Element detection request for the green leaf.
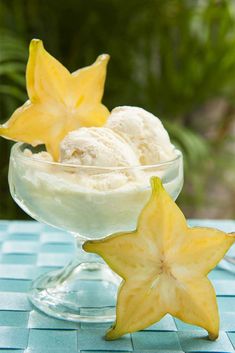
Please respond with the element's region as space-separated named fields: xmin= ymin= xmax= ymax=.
xmin=0 ymin=85 xmax=27 ymax=101
xmin=0 ymin=62 xmax=26 ymax=75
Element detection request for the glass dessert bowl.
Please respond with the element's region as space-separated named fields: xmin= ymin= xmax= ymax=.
xmin=8 ymin=142 xmax=183 ymax=323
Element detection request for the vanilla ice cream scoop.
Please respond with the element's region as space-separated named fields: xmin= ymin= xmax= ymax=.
xmin=106 ymin=106 xmax=176 ymax=165
xmin=60 ymin=127 xmax=140 ymax=167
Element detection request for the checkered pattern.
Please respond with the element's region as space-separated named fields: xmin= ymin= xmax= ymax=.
xmin=0 ymin=219 xmax=234 ymax=352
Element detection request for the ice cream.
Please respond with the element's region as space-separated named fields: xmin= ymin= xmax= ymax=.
xmin=60 ymin=126 xmax=140 ymax=167
xmin=59 ymin=126 xmax=142 ymax=190
xmin=106 ymin=106 xmax=176 ymax=165
xmin=9 ymin=106 xmax=183 ymax=238
xmin=57 ymin=106 xmax=179 ymax=193
xmin=23 ymin=148 xmax=53 ymax=162
xmin=60 ymin=106 xmax=176 ymax=168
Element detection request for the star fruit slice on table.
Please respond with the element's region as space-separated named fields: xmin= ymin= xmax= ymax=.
xmin=83 ymin=177 xmax=235 ymax=341
xmin=0 ymin=39 xmax=110 ymax=161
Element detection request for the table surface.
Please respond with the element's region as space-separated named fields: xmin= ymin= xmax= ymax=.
xmin=0 ymin=219 xmax=234 ymax=353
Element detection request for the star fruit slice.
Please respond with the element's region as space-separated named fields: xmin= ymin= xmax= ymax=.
xmin=0 ymin=39 xmax=110 ymax=160
xmin=83 ymin=177 xmax=235 ymax=341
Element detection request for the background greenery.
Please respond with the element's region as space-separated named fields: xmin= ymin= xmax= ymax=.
xmin=0 ymin=0 xmax=234 ymax=219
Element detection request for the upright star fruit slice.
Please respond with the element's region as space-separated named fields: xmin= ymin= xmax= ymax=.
xmin=83 ymin=177 xmax=235 ymax=341
xmin=0 ymin=39 xmax=110 ymax=160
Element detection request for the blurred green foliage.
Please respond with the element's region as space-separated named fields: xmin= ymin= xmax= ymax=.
xmin=0 ymin=0 xmax=234 ymax=219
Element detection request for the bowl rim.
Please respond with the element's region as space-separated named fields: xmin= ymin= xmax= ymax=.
xmin=11 ymin=142 xmax=183 ymax=171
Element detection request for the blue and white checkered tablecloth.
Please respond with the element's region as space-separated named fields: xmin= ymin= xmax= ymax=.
xmin=0 ymin=219 xmax=235 ymax=353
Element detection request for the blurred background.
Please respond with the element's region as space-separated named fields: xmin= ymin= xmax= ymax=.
xmin=0 ymin=0 xmax=234 ymax=220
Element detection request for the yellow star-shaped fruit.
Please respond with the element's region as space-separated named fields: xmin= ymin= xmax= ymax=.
xmin=83 ymin=177 xmax=235 ymax=341
xmin=0 ymin=39 xmax=110 ymax=160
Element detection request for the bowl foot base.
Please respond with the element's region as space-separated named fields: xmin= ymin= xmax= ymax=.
xmin=29 ymin=262 xmax=121 ymax=323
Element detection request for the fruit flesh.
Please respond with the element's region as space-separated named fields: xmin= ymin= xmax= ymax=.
xmin=0 ymin=39 xmax=109 ymax=161
xmin=83 ymin=177 xmax=235 ymax=340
